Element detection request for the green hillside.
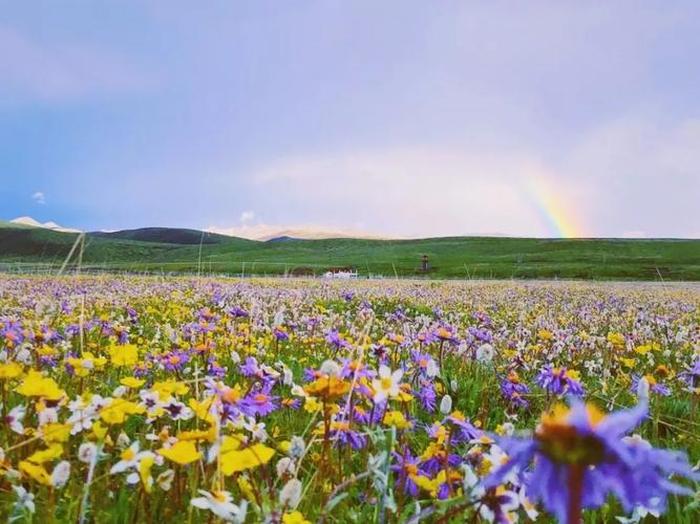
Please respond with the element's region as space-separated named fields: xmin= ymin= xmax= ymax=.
xmin=0 ymin=224 xmax=698 ymax=280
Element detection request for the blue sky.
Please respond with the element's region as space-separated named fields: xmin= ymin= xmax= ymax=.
xmin=1 ymin=1 xmax=699 ymax=238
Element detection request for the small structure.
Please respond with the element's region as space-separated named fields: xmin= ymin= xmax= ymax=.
xmin=323 ymin=266 xmax=358 ymax=279
xmin=420 ymin=254 xmax=430 ymax=272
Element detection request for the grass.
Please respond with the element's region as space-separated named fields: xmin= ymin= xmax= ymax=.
xmin=0 ymin=223 xmax=699 ymax=280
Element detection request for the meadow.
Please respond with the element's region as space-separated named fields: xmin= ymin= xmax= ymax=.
xmin=2 ymin=221 xmax=700 ymax=281
xmin=0 ymin=275 xmax=698 ymax=523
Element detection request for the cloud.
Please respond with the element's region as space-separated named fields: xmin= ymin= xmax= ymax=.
xmin=31 ymin=191 xmax=45 ymax=205
xmin=246 ymin=147 xmax=563 ymax=238
xmin=207 ymin=223 xmax=384 ymax=241
xmin=239 ymin=210 xmax=255 ymax=223
xmin=0 ymin=26 xmax=155 ymax=103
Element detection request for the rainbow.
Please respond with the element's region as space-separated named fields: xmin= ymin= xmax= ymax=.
xmin=524 ymin=176 xmax=587 ymax=238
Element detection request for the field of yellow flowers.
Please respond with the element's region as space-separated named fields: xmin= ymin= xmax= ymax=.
xmin=0 ymin=275 xmax=698 ymax=523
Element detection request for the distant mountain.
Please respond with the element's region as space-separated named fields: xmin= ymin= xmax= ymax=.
xmin=266 ymin=236 xmax=298 ymax=242
xmin=206 ymin=224 xmax=386 ymax=241
xmin=89 ymin=227 xmax=249 ymax=245
xmin=10 ymin=216 xmax=81 ymax=233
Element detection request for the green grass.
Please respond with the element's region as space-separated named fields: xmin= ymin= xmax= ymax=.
xmin=1 ymin=224 xmax=699 ymax=280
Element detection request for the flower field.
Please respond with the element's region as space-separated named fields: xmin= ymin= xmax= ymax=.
xmin=0 ymin=275 xmax=698 ymax=523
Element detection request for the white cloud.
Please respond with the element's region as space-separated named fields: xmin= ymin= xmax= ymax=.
xmin=247 ymin=147 xmax=563 ymax=238
xmin=207 ymin=223 xmax=383 ymax=241
xmin=239 ymin=210 xmax=255 ymax=223
xmin=31 ymin=191 xmax=45 ymax=204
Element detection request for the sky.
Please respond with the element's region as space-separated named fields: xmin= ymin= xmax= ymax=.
xmin=1 ymin=1 xmax=699 ymax=239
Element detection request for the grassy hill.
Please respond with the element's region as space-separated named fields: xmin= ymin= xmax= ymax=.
xmin=0 ymin=223 xmax=698 ymax=280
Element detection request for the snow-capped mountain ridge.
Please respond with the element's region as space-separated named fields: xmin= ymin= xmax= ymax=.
xmin=10 ymin=216 xmax=81 ymax=233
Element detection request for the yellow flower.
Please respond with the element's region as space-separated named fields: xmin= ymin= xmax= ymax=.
xmin=152 ymin=379 xmax=189 ymax=399
xmin=92 ymin=421 xmax=109 ymax=441
xmin=383 ymin=410 xmax=411 ymax=429
xmin=0 ymin=361 xmax=23 ymax=379
xmin=538 ymin=329 xmax=553 ymax=341
xmin=107 ymin=344 xmax=139 ymax=367
xmin=120 ymin=377 xmax=146 ymax=389
xmin=621 ymin=358 xmax=637 ymax=368
xmin=303 ymin=397 xmax=322 ymax=413
xmin=158 ymin=440 xmax=202 ymax=465
xmin=220 ymin=443 xmax=275 ymax=475
xmin=16 ymin=370 xmax=64 ymax=400
xmin=26 ymin=444 xmax=63 ymax=464
xmin=237 ymin=475 xmax=256 ymax=501
xmin=100 ymin=399 xmax=145 ymax=425
xmin=19 ymin=460 xmax=52 ymax=485
xmin=138 ymin=454 xmax=155 ymax=493
xmin=607 ymin=332 xmax=626 ymax=348
xmin=283 ymin=511 xmax=311 ymax=524
xmin=178 ymin=427 xmax=217 ymax=443
xmin=189 ymin=397 xmax=215 ymax=422
xmin=41 ymin=423 xmax=72 ymax=443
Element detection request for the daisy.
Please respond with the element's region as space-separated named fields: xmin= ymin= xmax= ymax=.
xmin=190 ymin=490 xmax=247 ymax=522
xmin=371 ymin=365 xmax=403 ymax=403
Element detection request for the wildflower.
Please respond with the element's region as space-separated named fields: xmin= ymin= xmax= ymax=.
xmin=51 ymin=460 xmax=71 ymax=488
xmin=282 ymin=511 xmax=311 ymax=524
xmin=371 ymin=365 xmax=403 ymax=403
xmin=157 ymin=440 xmax=201 ymax=465
xmin=536 ymin=364 xmax=585 ymax=397
xmin=631 ymin=374 xmax=670 ymax=397
xmin=107 ymin=343 xmax=139 ymax=367
xmin=439 ymin=394 xmax=453 ymax=414
xmin=0 ymin=361 xmax=23 ymax=379
xmin=679 ymin=358 xmax=700 ymax=393
xmin=15 ymin=370 xmax=64 ymax=400
xmin=279 ymin=477 xmax=303 ymax=509
xmin=78 ymin=442 xmax=98 ymax=464
xmin=500 ymin=371 xmax=530 ymax=409
xmin=12 ymin=485 xmax=35 ymax=515
xmin=220 ymin=443 xmax=275 ymax=475
xmin=7 ymin=405 xmax=26 ymax=434
xmin=485 ymin=399 xmax=699 ymax=523
xmin=476 ymin=343 xmax=495 ymax=363
xmin=191 ymin=490 xmax=248 ymax=522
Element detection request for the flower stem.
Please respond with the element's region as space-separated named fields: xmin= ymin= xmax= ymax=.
xmin=567 ymin=464 xmax=584 ymax=524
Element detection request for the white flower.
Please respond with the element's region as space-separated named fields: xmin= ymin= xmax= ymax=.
xmin=279 ymin=478 xmax=303 ymax=509
xmin=117 ymin=431 xmax=131 ymax=449
xmin=7 ymin=405 xmax=25 ymax=434
xmin=319 ymin=360 xmax=341 ymax=376
xmin=439 ymin=394 xmax=453 ymax=415
xmin=156 ymin=469 xmax=175 ymax=491
xmin=371 ymin=365 xmax=403 ymax=403
xmin=51 ymin=460 xmax=71 ymax=488
xmin=425 ymin=359 xmax=439 ymax=378
xmin=78 ymin=442 xmax=98 ymax=464
xmin=276 ymin=457 xmax=296 ymax=478
xmin=636 ymin=376 xmax=650 ymax=402
xmin=475 ymin=343 xmax=495 ymax=363
xmin=112 ymin=385 xmax=128 ymax=398
xmin=289 ymin=436 xmax=306 ymax=458
xmin=191 ymin=490 xmax=247 ymax=522
xmin=38 ymin=406 xmax=59 ymax=426
xmin=12 ymin=485 xmax=35 ymax=514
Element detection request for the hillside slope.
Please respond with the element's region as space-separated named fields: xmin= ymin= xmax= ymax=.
xmin=0 ymin=223 xmax=698 ymax=280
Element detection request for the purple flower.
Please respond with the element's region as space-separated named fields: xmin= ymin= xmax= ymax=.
xmin=391 ymin=449 xmax=421 ymax=496
xmin=500 ymin=371 xmax=530 ymax=409
xmin=536 ymin=364 xmax=585 ymax=397
xmin=631 ymin=374 xmax=671 ymax=397
xmin=678 ymin=359 xmax=700 ymax=393
xmin=485 ymin=400 xmax=699 ymax=523
xmin=326 ymin=329 xmax=350 ymax=350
